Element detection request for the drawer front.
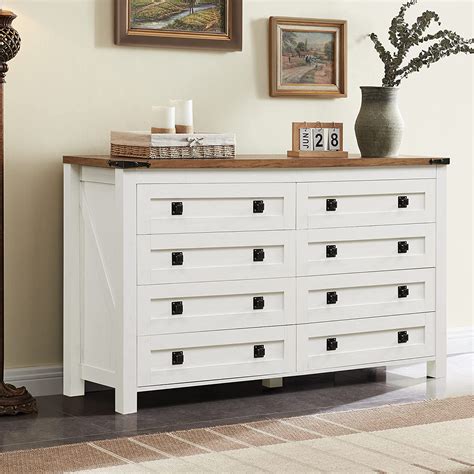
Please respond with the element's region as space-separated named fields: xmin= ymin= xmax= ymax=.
xmin=297 ymin=179 xmax=435 ymax=229
xmin=138 ymin=326 xmax=296 ymax=386
xmin=138 ymin=278 xmax=296 ymax=335
xmin=137 ymin=183 xmax=296 ymax=234
xmin=297 ymin=224 xmax=435 ymax=276
xmin=138 ymin=231 xmax=296 ymax=285
xmin=297 ymin=269 xmax=435 ymax=324
xmin=297 ymin=313 xmax=435 ymax=372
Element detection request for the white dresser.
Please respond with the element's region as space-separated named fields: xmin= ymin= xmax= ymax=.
xmin=63 ymin=154 xmax=449 ymax=414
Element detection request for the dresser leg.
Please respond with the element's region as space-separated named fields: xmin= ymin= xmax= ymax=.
xmin=427 ymin=359 xmax=447 ymax=379
xmin=262 ymin=378 xmax=283 ymax=389
xmin=115 ymin=388 xmax=137 ymax=415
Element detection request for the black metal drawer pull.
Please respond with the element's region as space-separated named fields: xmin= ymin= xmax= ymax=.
xmin=398 ymin=331 xmax=409 ymax=344
xmin=171 ymin=301 xmax=183 ymax=315
xmin=398 ymin=196 xmax=410 ymax=208
xmin=327 ymin=291 xmax=338 ymax=305
xmin=254 ymin=344 xmax=265 ymax=358
xmin=398 ymin=286 xmax=409 ymax=298
xmin=253 ymin=296 xmax=265 ymax=310
xmin=327 ymin=338 xmax=338 ymax=351
xmin=253 ymin=248 xmax=265 ymax=262
xmin=253 ymin=200 xmax=265 ymax=214
xmin=326 ymin=199 xmax=338 ymax=212
xmin=326 ymin=245 xmax=338 ymax=258
xmin=172 ymin=351 xmax=184 ymax=365
xmin=398 ymin=241 xmax=409 ymax=254
xmin=171 ymin=201 xmax=183 ymax=215
xmin=172 ymin=252 xmax=184 ymax=266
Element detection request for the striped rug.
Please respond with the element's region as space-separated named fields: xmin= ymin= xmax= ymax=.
xmin=0 ymin=396 xmax=472 ymax=473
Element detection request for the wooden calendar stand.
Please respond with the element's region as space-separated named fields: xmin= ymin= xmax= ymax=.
xmin=287 ymin=122 xmax=349 ymax=159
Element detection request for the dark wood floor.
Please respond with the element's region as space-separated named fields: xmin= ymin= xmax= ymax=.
xmin=0 ymin=354 xmax=472 ymax=453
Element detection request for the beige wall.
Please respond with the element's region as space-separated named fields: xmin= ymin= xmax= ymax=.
xmin=4 ymin=0 xmax=473 ymax=368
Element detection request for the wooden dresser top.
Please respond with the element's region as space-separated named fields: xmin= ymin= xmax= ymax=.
xmin=63 ymin=154 xmax=450 ymax=169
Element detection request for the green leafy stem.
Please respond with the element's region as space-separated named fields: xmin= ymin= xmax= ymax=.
xmin=370 ymin=0 xmax=474 ymax=87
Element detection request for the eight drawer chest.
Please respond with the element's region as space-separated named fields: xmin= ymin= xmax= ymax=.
xmin=63 ymin=154 xmax=449 ymax=414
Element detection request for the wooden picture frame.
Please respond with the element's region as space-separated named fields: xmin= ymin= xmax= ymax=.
xmin=269 ymin=17 xmax=347 ymax=98
xmin=115 ymin=0 xmax=242 ymax=51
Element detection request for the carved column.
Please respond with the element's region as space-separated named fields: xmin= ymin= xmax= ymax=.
xmin=0 ymin=9 xmax=37 ymax=415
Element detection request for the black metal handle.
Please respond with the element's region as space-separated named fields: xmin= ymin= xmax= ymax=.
xmin=398 ymin=196 xmax=410 ymax=208
xmin=253 ymin=296 xmax=265 ymax=310
xmin=398 ymin=331 xmax=409 ymax=344
xmin=254 ymin=344 xmax=265 ymax=358
xmin=398 ymin=286 xmax=409 ymax=299
xmin=398 ymin=241 xmax=409 ymax=254
xmin=327 ymin=338 xmax=338 ymax=351
xmin=326 ymin=245 xmax=338 ymax=258
xmin=327 ymin=291 xmax=338 ymax=305
xmin=253 ymin=200 xmax=265 ymax=214
xmin=171 ymin=201 xmax=183 ymax=215
xmin=253 ymin=248 xmax=265 ymax=262
xmin=172 ymin=252 xmax=184 ymax=266
xmin=172 ymin=351 xmax=184 ymax=365
xmin=172 ymin=301 xmax=183 ymax=315
xmin=326 ymin=199 xmax=338 ymax=212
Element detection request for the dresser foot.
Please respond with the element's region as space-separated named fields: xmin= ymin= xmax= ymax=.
xmin=427 ymin=359 xmax=446 ymax=379
xmin=115 ymin=389 xmax=137 ymax=415
xmin=262 ymin=378 xmax=283 ymax=389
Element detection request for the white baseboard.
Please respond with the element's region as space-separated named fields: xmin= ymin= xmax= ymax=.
xmin=5 ymin=328 xmax=473 ymax=397
xmin=4 ymin=365 xmax=63 ymax=397
xmin=447 ymin=326 xmax=474 ymax=355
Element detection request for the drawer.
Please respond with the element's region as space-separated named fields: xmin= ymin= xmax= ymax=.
xmin=297 ymin=179 xmax=435 ymax=229
xmin=138 ymin=278 xmax=296 ymax=335
xmin=297 ymin=224 xmax=435 ymax=276
xmin=137 ymin=231 xmax=296 ymax=285
xmin=137 ymin=183 xmax=296 ymax=234
xmin=138 ymin=326 xmax=296 ymax=387
xmin=297 ymin=313 xmax=435 ymax=372
xmin=297 ymin=269 xmax=435 ymax=323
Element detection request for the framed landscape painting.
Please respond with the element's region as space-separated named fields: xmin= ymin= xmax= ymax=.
xmin=270 ymin=17 xmax=347 ymax=98
xmin=115 ymin=0 xmax=242 ymax=50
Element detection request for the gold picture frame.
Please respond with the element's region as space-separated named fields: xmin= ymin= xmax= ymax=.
xmin=115 ymin=0 xmax=242 ymax=51
xmin=270 ymin=17 xmax=347 ymax=98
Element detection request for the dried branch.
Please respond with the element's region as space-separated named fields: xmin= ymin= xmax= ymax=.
xmin=370 ymin=0 xmax=474 ymax=86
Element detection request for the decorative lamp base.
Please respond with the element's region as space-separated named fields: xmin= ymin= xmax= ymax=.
xmin=0 ymin=382 xmax=37 ymax=416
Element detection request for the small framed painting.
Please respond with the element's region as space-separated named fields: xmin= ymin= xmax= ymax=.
xmin=115 ymin=0 xmax=242 ymax=51
xmin=269 ymin=17 xmax=347 ymax=98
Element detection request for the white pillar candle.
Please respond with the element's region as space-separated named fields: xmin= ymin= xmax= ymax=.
xmin=170 ymin=99 xmax=193 ymax=133
xmin=151 ymin=106 xmax=175 ymax=133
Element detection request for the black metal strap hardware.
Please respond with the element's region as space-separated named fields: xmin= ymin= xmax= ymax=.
xmin=327 ymin=338 xmax=338 ymax=351
xmin=253 ymin=296 xmax=265 ymax=310
xmin=108 ymin=160 xmax=151 ymax=169
xmin=254 ymin=345 xmax=265 ymax=358
xmin=171 ymin=202 xmax=183 ymax=215
xmin=172 ymin=301 xmax=183 ymax=315
xmin=326 ymin=199 xmax=338 ymax=212
xmin=172 ymin=351 xmax=184 ymax=365
xmin=253 ymin=248 xmax=265 ymax=262
xmin=398 ymin=331 xmax=409 ymax=344
xmin=172 ymin=252 xmax=184 ymax=266
xmin=429 ymin=158 xmax=450 ymax=165
xmin=253 ymin=200 xmax=265 ymax=214
xmin=326 ymin=245 xmax=338 ymax=258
